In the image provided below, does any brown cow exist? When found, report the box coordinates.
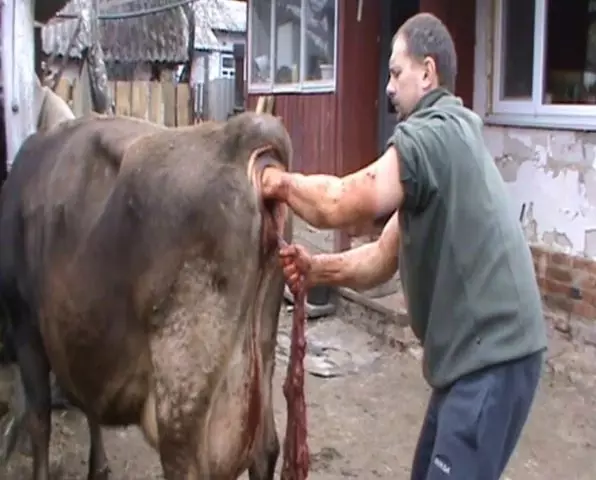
[0,111,292,479]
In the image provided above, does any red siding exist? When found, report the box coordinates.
[246,94,338,175]
[336,0,382,176]
[420,0,476,108]
[334,0,382,251]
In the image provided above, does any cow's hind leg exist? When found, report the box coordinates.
[12,320,52,480]
[150,315,230,479]
[248,402,279,480]
[86,415,110,480]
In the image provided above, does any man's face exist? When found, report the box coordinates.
[385,35,436,120]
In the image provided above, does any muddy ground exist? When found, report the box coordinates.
[1,304,596,480]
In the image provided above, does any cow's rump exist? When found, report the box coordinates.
[0,112,292,479]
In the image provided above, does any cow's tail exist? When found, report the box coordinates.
[0,367,26,466]
[221,111,293,170]
[0,296,25,467]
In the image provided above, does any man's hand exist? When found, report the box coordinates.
[277,212,399,292]
[261,166,289,201]
[279,244,312,294]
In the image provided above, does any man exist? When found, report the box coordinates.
[261,12,548,480]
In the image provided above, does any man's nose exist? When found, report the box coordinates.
[385,81,393,98]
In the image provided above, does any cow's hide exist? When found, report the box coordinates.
[0,111,292,479]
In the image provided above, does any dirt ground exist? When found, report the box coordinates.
[2,305,596,480]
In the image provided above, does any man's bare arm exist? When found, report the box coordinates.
[264,146,404,229]
[308,212,399,291]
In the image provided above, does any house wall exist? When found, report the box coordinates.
[191,32,246,84]
[245,0,382,251]
[192,51,236,82]
[484,126,596,319]
[246,0,381,182]
[471,0,596,321]
[213,31,246,54]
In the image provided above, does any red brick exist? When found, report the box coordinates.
[532,256,548,279]
[545,295,573,313]
[571,301,596,320]
[580,288,596,305]
[572,255,594,271]
[545,265,573,284]
[550,251,572,266]
[528,245,596,319]
[543,278,570,296]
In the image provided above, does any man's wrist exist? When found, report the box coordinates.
[309,252,343,286]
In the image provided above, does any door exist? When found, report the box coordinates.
[377,0,420,153]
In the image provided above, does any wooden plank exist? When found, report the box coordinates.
[76,61,94,116]
[131,81,149,120]
[115,81,131,117]
[266,95,275,114]
[162,80,176,127]
[255,96,266,113]
[71,78,84,117]
[148,81,163,124]
[175,83,191,126]
[54,78,72,103]
[107,81,116,109]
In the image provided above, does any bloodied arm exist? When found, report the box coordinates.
[262,146,405,229]
[311,212,399,290]
[279,212,399,292]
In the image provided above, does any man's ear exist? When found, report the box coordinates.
[422,56,437,87]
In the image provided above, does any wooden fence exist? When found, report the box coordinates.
[54,78,193,126]
[198,78,236,122]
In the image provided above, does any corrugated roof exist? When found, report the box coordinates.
[41,0,196,63]
[206,0,246,33]
[193,0,246,50]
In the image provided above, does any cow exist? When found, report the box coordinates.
[0,111,292,480]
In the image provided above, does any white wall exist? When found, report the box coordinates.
[473,0,596,259]
[191,30,246,84]
[485,126,596,258]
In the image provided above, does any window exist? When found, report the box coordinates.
[220,54,235,79]
[487,0,596,128]
[248,0,338,93]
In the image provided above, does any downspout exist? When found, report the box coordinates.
[2,0,36,169]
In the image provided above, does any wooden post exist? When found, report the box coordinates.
[2,0,37,169]
[203,54,210,120]
[233,43,245,115]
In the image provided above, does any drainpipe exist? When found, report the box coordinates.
[232,42,245,115]
[2,0,36,169]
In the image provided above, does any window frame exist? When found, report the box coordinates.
[475,0,596,130]
[220,53,236,78]
[247,0,339,95]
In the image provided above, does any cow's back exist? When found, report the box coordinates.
[0,115,165,294]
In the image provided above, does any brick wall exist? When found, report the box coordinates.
[531,245,596,320]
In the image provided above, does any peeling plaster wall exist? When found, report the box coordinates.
[484,126,596,258]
